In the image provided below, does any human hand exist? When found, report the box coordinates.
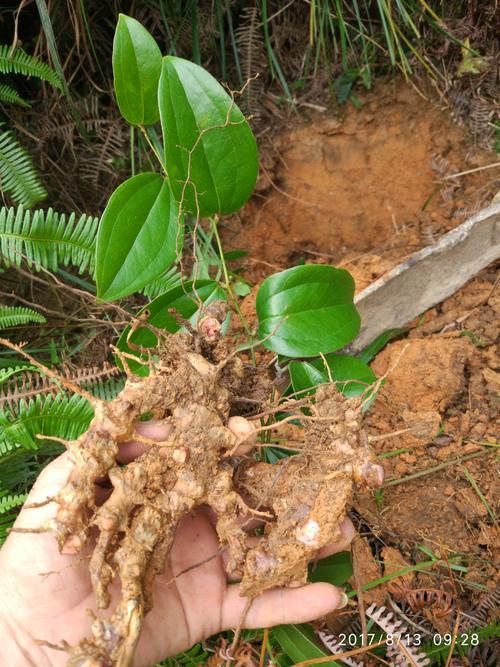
[0,419,354,667]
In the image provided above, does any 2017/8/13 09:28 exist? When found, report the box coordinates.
[336,633,480,647]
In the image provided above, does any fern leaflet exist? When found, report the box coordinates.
[0,204,98,273]
[0,84,30,108]
[158,643,210,667]
[141,265,183,299]
[0,363,123,409]
[0,492,26,514]
[0,393,93,450]
[0,45,62,90]
[0,365,37,384]
[0,306,46,329]
[0,127,47,207]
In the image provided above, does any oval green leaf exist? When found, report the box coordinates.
[289,354,377,398]
[159,56,258,217]
[117,280,226,374]
[256,265,360,357]
[113,14,162,125]
[357,327,407,364]
[272,624,337,667]
[96,173,183,301]
[309,551,353,585]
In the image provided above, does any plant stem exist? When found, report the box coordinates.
[210,217,256,365]
[130,125,135,176]
[381,448,496,488]
[139,125,167,174]
[35,0,90,142]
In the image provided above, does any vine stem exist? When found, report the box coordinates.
[210,216,257,365]
[139,125,167,174]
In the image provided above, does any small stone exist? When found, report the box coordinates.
[296,519,321,547]
[172,448,188,464]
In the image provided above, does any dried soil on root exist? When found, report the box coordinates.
[24,330,382,666]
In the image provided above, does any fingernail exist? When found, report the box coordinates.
[337,591,349,609]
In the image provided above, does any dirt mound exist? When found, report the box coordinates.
[223,80,496,283]
[371,337,472,412]
[357,270,498,576]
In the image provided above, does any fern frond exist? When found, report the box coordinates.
[0,393,93,450]
[0,306,46,329]
[366,603,431,666]
[0,204,98,273]
[159,642,210,667]
[141,265,183,299]
[0,84,30,108]
[86,376,125,401]
[0,365,37,385]
[0,363,122,409]
[236,6,266,117]
[0,437,22,456]
[0,447,59,544]
[0,128,47,207]
[0,45,62,90]
[0,441,61,485]
[0,510,16,544]
[0,492,26,544]
[0,492,26,514]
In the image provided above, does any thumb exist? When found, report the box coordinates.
[221,582,347,630]
[13,452,74,530]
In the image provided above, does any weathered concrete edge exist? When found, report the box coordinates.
[348,201,500,354]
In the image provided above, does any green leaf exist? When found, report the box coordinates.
[0,394,93,450]
[96,173,183,301]
[158,56,258,217]
[0,126,47,207]
[256,265,360,357]
[309,551,352,585]
[113,14,162,125]
[272,624,337,667]
[289,354,377,398]
[357,328,407,364]
[0,84,30,108]
[0,205,98,275]
[0,44,62,90]
[117,280,226,374]
[0,306,46,330]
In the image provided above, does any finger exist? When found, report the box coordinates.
[224,518,355,583]
[14,452,74,529]
[5,454,79,570]
[316,517,355,559]
[117,420,173,463]
[227,416,256,455]
[223,536,263,582]
[13,453,112,524]
[118,416,253,464]
[222,582,347,629]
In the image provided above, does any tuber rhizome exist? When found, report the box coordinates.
[6,306,383,667]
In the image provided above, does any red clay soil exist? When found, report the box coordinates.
[222,79,496,286]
